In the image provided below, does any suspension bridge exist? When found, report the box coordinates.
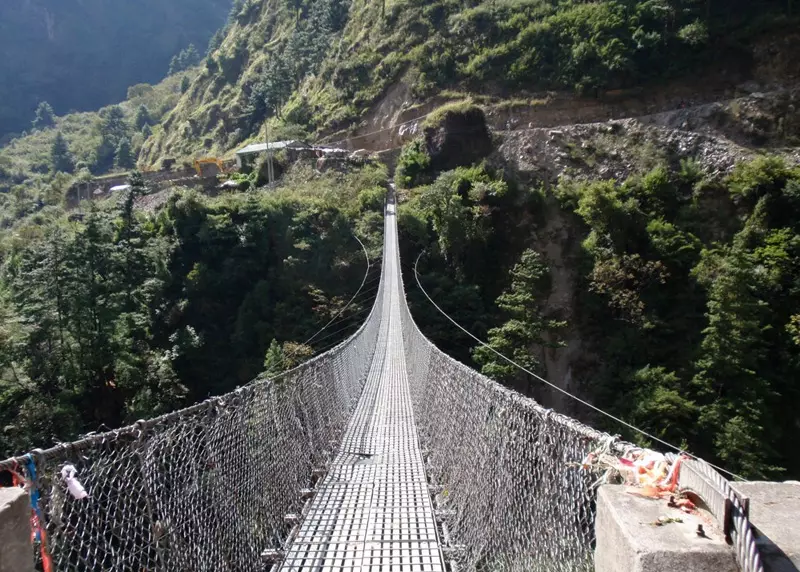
[0,194,768,572]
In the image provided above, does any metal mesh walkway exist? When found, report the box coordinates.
[280,201,445,571]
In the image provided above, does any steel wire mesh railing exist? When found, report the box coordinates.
[0,276,385,572]
[396,242,765,571]
[394,245,608,572]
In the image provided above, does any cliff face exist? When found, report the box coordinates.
[0,0,230,136]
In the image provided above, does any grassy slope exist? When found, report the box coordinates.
[1,72,194,176]
[140,0,798,168]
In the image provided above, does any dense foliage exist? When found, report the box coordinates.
[2,0,798,486]
[560,157,800,478]
[0,71,196,229]
[399,147,800,479]
[169,45,202,76]
[143,0,796,166]
[0,0,230,137]
[0,164,386,457]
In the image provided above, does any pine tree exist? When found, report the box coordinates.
[68,208,123,425]
[207,29,223,56]
[116,171,147,312]
[168,54,180,76]
[142,124,153,139]
[473,249,565,394]
[263,339,285,376]
[180,76,191,94]
[228,0,245,25]
[95,105,130,172]
[115,138,134,170]
[134,105,152,130]
[169,44,201,75]
[51,132,74,174]
[32,101,56,131]
[101,105,127,141]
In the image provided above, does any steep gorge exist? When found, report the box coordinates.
[2,0,800,481]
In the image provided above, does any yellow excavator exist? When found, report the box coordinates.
[193,157,227,177]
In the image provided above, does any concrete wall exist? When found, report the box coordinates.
[596,483,800,572]
[732,482,800,572]
[0,488,33,572]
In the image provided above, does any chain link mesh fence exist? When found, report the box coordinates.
[395,235,765,570]
[399,270,607,572]
[0,278,384,572]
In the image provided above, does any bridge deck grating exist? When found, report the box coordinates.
[279,203,445,572]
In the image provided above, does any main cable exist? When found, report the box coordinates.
[413,251,744,481]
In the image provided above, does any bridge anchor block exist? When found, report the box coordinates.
[595,485,737,572]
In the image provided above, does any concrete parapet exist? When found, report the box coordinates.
[595,485,737,572]
[732,481,800,572]
[0,487,34,572]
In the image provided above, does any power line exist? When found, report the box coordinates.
[312,308,372,343]
[412,251,745,481]
[304,298,379,347]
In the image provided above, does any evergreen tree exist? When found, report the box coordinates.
[180,76,191,94]
[473,249,565,395]
[115,171,148,316]
[692,245,773,477]
[134,105,152,130]
[115,138,134,170]
[169,44,201,75]
[228,0,245,25]
[263,339,285,376]
[50,132,75,174]
[68,208,122,425]
[249,55,294,122]
[184,44,200,67]
[142,124,153,139]
[207,29,223,56]
[32,101,56,131]
[95,105,130,172]
[101,105,128,141]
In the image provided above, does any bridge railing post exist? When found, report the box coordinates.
[0,487,35,572]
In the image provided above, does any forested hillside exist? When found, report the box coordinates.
[142,0,797,166]
[0,164,385,457]
[395,105,800,479]
[0,0,230,137]
[0,71,198,229]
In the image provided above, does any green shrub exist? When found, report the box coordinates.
[395,139,432,189]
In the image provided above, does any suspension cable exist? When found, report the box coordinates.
[413,251,744,481]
